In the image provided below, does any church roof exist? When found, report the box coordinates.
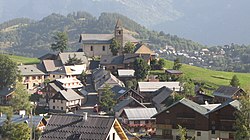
[79,34,113,44]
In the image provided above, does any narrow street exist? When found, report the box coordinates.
[75,74,99,115]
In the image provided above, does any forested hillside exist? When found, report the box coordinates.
[0,11,204,57]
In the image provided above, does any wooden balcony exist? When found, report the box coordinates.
[153,124,172,129]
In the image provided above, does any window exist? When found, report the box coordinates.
[53,75,55,78]
[112,133,115,140]
[102,46,105,51]
[211,130,215,134]
[32,76,35,80]
[33,83,36,86]
[90,46,93,51]
[134,120,140,124]
[61,107,63,110]
[53,99,55,103]
[134,128,140,132]
[61,100,63,103]
[163,129,172,136]
[57,106,59,109]
[53,106,55,109]
[118,31,121,35]
[197,132,201,136]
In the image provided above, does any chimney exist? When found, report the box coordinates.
[83,112,88,121]
[19,110,26,118]
[205,101,209,105]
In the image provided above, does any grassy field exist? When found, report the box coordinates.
[154,60,250,90]
[4,54,40,65]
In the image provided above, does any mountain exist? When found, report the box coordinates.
[0,12,203,57]
[0,0,249,45]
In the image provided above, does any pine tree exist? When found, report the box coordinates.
[51,31,68,53]
[134,58,150,80]
[173,58,182,70]
[99,85,116,112]
[110,39,120,56]
[230,75,240,87]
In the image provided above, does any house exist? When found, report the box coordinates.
[79,19,138,57]
[213,86,245,103]
[152,98,240,140]
[194,92,214,104]
[0,87,14,105]
[55,76,83,89]
[39,52,88,80]
[206,100,240,140]
[49,88,84,113]
[152,86,174,111]
[137,82,182,103]
[111,85,144,102]
[134,44,156,58]
[0,112,47,131]
[43,79,86,104]
[114,96,146,117]
[40,113,128,140]
[92,68,124,94]
[165,69,183,77]
[18,65,45,90]
[120,108,157,136]
[100,53,151,72]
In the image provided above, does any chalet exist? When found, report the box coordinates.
[120,108,157,136]
[92,68,124,94]
[0,112,47,131]
[152,98,240,140]
[213,86,245,103]
[41,113,128,140]
[207,100,240,140]
[49,88,84,113]
[111,85,144,102]
[79,19,139,57]
[114,96,146,117]
[18,65,45,90]
[0,87,14,105]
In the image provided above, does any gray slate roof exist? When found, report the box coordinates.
[124,108,157,120]
[113,96,146,112]
[80,34,113,44]
[153,98,209,118]
[111,85,129,99]
[152,86,173,104]
[213,86,243,98]
[51,89,84,101]
[58,52,88,65]
[18,65,45,76]
[41,114,115,140]
[0,87,14,97]
[0,114,46,128]
[100,55,124,65]
[207,99,240,114]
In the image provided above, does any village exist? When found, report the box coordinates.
[0,20,247,140]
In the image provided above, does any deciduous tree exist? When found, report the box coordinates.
[110,39,120,56]
[10,83,32,113]
[0,54,19,89]
[51,31,68,52]
[123,41,135,53]
[235,93,250,140]
[173,58,182,70]
[134,58,150,80]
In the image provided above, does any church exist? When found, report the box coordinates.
[79,19,139,57]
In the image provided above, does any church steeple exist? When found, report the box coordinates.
[114,19,123,54]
